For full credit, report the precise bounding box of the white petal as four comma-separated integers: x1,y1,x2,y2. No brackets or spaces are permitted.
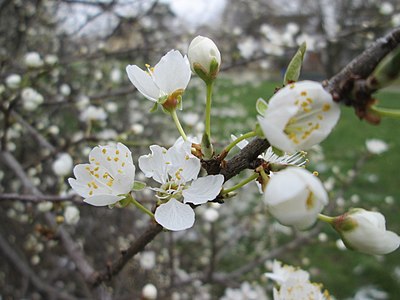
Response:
153,50,191,94
84,194,123,206
183,175,224,205
154,199,195,231
138,145,168,184
230,134,249,150
126,65,160,101
166,140,200,182
257,115,297,153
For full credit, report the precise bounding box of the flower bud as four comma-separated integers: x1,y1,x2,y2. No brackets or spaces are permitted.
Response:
264,167,328,230
24,52,44,68
188,36,221,82
332,208,400,255
52,153,73,177
142,283,157,299
5,74,21,89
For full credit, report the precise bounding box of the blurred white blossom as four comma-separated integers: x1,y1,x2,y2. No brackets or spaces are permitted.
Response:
64,206,80,225
52,153,73,177
5,74,21,89
366,139,388,154
24,52,44,68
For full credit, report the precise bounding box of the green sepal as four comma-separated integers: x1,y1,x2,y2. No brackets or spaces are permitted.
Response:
193,63,210,83
149,102,158,113
118,196,132,208
254,123,264,137
272,146,284,157
201,132,214,159
283,42,306,85
132,181,147,191
256,98,268,115
157,95,168,105
369,46,400,89
209,57,220,79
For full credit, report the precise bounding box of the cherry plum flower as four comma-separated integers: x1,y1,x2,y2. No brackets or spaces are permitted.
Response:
68,143,136,206
139,138,224,231
264,167,328,230
126,50,191,110
257,81,340,153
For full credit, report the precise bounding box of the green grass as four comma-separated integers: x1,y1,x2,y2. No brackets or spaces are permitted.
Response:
206,78,400,298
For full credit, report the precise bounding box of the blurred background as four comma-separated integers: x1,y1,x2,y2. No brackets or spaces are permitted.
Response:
0,0,400,299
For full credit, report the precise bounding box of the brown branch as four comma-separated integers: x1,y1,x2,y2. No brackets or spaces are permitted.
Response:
0,151,105,295
325,27,400,106
0,193,83,204
0,231,77,300
89,222,163,287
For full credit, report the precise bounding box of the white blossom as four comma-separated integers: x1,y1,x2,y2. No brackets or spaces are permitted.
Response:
110,67,122,83
21,87,44,111
44,54,58,65
333,208,400,255
202,207,219,223
257,81,340,153
24,52,44,68
5,74,21,89
52,153,73,177
60,84,71,96
140,251,156,270
365,139,388,154
265,260,330,300
264,167,328,230
126,50,191,105
142,283,157,299
380,2,394,15
188,35,221,74
80,105,107,122
139,138,224,231
64,206,80,225
68,143,136,206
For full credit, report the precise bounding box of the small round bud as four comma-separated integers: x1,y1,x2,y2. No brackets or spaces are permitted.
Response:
188,36,221,82
24,52,44,68
142,283,157,299
5,74,22,89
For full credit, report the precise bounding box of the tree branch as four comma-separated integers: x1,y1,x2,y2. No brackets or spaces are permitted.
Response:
0,231,77,300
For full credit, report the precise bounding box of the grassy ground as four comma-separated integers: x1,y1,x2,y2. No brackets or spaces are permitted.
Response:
207,78,400,299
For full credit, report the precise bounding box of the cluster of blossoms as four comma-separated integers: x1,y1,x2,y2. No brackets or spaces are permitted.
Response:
68,35,400,263
265,260,331,299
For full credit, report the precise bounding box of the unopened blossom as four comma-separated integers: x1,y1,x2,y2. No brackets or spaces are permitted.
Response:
5,74,21,89
139,138,224,231
142,283,157,299
60,83,71,96
21,87,44,111
24,52,43,68
264,167,328,230
52,153,73,177
68,143,136,206
188,36,221,80
64,206,80,225
380,2,394,15
126,50,191,110
202,207,219,223
257,81,340,153
365,139,388,154
332,208,400,255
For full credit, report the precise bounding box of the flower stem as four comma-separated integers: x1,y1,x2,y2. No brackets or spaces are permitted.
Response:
370,105,400,120
129,194,154,218
318,213,335,224
170,109,188,141
205,82,214,138
221,172,259,195
224,131,257,154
